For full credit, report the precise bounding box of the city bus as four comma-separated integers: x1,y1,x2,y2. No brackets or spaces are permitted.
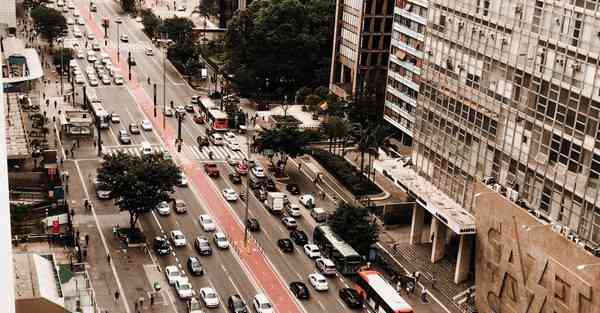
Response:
87,90,109,129
355,270,413,313
312,225,362,275
198,97,229,132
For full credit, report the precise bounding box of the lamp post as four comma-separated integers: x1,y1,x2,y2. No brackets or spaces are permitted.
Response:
58,37,64,95
162,34,167,129
243,122,254,246
115,19,122,63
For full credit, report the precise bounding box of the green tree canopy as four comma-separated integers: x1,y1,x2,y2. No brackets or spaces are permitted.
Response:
167,40,201,75
120,0,136,13
197,0,218,19
160,17,194,44
254,126,307,174
140,9,162,38
52,47,74,67
329,202,379,255
224,0,335,98
96,152,180,228
30,6,67,45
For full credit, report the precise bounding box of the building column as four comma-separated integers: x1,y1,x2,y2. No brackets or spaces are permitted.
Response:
454,234,473,283
430,218,447,263
409,205,424,245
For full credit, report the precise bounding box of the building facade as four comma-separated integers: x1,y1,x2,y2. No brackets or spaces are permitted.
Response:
412,0,600,250
329,0,394,98
0,0,16,29
383,0,428,145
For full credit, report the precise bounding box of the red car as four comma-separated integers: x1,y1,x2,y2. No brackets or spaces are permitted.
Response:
204,163,220,177
236,163,249,175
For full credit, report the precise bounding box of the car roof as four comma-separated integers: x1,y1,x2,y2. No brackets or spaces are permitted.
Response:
254,293,269,303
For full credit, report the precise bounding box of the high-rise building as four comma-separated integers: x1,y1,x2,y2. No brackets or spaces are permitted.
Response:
0,0,16,29
329,0,394,98
413,0,600,247
383,0,428,145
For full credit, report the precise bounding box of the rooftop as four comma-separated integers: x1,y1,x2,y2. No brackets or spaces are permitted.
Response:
5,93,29,159
14,253,63,305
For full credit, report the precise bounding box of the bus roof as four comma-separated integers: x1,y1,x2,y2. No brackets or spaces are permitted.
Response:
358,271,412,312
208,109,228,119
199,97,219,110
316,225,360,257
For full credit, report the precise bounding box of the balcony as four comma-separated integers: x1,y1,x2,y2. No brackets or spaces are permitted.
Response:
394,6,427,25
394,23,425,42
391,38,423,59
390,54,421,75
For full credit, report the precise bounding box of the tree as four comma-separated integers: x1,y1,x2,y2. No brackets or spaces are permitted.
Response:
254,126,307,175
304,94,321,112
141,9,161,38
356,124,389,179
167,40,200,75
30,6,67,45
160,17,194,44
224,0,335,98
120,0,136,13
197,0,218,19
329,202,379,255
52,47,74,66
296,87,312,105
322,117,350,157
96,152,180,229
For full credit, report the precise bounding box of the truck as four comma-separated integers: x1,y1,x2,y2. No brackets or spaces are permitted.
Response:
264,192,285,214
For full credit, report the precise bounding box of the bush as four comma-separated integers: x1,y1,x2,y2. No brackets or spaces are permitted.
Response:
305,94,321,112
311,149,381,197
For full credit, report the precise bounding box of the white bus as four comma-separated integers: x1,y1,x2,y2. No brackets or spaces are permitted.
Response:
87,89,109,129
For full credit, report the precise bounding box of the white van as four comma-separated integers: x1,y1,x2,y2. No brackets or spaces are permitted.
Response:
315,257,336,275
209,133,224,146
141,142,153,157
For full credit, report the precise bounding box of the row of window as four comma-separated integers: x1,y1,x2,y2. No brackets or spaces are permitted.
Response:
386,91,414,114
384,105,414,130
394,13,425,34
387,76,418,99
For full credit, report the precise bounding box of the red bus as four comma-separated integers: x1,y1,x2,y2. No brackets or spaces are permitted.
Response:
355,270,413,313
207,109,229,132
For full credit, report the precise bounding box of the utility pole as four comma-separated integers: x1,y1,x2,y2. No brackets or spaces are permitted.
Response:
128,51,132,81
243,121,252,246
176,114,183,152
82,86,86,109
162,35,167,130
116,19,122,63
59,37,64,95
96,118,102,157
153,83,157,117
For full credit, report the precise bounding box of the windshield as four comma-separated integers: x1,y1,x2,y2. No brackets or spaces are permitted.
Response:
260,303,272,309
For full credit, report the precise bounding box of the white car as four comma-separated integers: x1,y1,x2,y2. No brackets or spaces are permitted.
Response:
213,232,229,249
67,2,75,9
164,108,174,117
73,30,83,38
156,201,170,215
86,67,95,76
75,75,85,84
77,17,85,25
199,287,219,308
174,278,194,299
89,76,99,86
165,265,184,285
251,167,266,178
141,119,152,131
253,294,274,313
73,10,80,17
299,194,316,207
222,188,238,201
114,75,124,85
198,214,216,232
308,273,328,291
66,18,74,25
101,74,111,85
76,50,85,59
178,174,188,187
227,141,241,151
110,113,120,123
145,48,153,56
169,230,187,247
87,33,95,40
87,53,97,62
281,216,298,229
286,204,302,217
223,132,236,142
303,244,321,258
120,34,129,42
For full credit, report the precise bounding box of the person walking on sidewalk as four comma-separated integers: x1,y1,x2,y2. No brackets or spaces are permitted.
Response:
114,290,120,302
420,287,428,303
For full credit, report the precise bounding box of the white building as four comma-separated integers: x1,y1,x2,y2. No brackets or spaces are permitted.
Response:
0,0,16,29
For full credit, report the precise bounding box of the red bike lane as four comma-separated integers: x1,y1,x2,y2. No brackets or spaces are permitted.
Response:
79,5,302,312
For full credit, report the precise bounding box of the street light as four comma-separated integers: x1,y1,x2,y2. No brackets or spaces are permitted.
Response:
115,19,122,63
243,122,255,247
58,37,64,95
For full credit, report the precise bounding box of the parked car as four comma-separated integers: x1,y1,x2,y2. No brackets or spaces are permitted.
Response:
187,256,204,276
229,173,242,184
277,239,294,253
289,281,310,299
339,288,363,309
194,236,212,256
198,214,216,231
290,229,308,245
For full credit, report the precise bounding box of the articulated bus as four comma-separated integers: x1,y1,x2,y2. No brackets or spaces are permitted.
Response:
312,225,362,275
355,270,413,313
87,89,109,129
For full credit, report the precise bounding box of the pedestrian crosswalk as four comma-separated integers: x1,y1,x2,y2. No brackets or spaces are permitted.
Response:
188,145,248,161
103,144,247,161
103,145,167,158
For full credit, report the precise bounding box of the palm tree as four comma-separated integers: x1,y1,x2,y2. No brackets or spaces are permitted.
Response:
356,124,388,179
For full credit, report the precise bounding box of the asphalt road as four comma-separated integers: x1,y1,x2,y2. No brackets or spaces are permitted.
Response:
66,1,363,312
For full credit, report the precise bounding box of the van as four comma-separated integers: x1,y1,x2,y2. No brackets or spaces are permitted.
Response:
311,207,327,223
209,133,224,146
141,142,153,157
315,257,336,275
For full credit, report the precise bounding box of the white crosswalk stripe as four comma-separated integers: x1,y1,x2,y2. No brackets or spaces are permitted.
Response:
189,145,247,161
104,145,166,158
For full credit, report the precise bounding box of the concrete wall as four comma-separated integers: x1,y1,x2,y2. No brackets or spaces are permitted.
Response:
473,183,600,313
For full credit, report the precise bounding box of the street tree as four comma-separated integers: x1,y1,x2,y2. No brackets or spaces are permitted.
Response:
52,47,74,67
120,0,136,13
329,202,379,255
254,126,307,175
140,9,162,38
224,0,335,98
159,17,194,45
304,94,321,112
356,124,389,179
30,6,67,45
167,40,200,75
96,152,180,230
322,117,350,156
197,0,218,20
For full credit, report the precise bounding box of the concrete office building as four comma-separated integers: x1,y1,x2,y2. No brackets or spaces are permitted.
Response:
412,0,600,252
0,0,16,29
329,0,394,98
383,0,428,145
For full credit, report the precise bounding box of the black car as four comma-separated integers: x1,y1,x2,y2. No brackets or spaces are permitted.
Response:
339,288,363,309
184,103,195,113
290,229,308,246
246,218,260,232
290,281,310,299
194,237,213,256
187,256,204,276
153,236,171,256
197,135,209,147
229,173,242,184
286,183,301,195
265,177,277,191
253,188,267,201
277,238,294,253
227,294,248,313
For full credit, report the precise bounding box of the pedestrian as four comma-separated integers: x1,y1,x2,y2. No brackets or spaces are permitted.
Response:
82,249,87,260
298,162,302,171
60,157,63,165
65,183,69,193
415,271,421,284
52,116,55,122
54,101,57,109
76,138,80,147
150,293,155,307
114,290,120,302
43,93,47,101
107,253,111,264
420,287,428,303
135,301,138,312
139,297,144,309
113,225,117,237
396,281,402,292
85,233,90,245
